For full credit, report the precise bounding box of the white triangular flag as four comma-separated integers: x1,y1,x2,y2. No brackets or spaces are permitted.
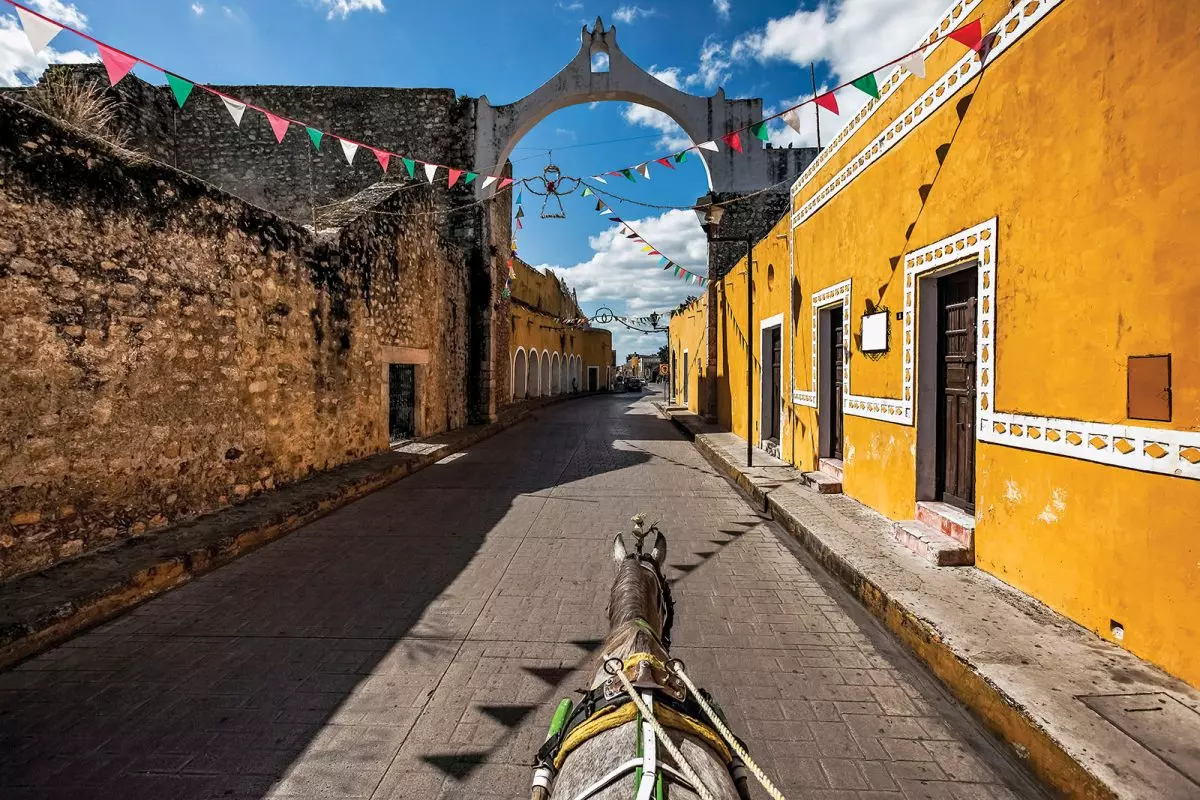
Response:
15,7,62,54
697,141,720,152
592,175,608,184
221,96,247,126
340,139,358,164
481,175,497,189
900,50,926,79
782,108,803,135
424,163,438,183
636,163,650,180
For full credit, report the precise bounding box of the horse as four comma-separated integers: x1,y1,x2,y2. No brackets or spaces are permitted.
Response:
530,517,753,800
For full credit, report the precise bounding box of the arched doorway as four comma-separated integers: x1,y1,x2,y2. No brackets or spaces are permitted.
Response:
513,348,528,400
541,350,551,397
528,350,541,397
551,353,562,395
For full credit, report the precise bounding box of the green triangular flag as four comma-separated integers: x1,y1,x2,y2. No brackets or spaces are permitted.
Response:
166,74,193,108
621,168,636,182
750,121,769,142
464,172,478,184
306,127,323,151
516,206,525,218
674,151,688,163
582,186,593,197
851,72,880,99
402,157,416,178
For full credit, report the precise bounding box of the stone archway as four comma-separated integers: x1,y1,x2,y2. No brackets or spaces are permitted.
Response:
476,18,810,197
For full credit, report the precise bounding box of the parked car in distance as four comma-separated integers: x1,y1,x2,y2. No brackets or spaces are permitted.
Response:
626,378,643,391
613,377,626,391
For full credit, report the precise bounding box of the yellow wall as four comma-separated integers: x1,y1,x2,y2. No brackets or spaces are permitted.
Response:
511,258,582,320
509,303,611,400
672,0,1200,686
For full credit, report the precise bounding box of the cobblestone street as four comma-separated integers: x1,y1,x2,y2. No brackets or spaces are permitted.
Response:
0,394,1044,799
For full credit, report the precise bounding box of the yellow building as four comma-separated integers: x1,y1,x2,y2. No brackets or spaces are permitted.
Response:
671,0,1200,687
509,257,613,399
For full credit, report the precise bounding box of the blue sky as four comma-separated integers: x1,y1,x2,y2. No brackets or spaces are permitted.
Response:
0,0,951,358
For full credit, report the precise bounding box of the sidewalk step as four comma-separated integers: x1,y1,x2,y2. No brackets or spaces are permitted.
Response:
915,501,975,548
892,520,974,566
801,471,843,494
818,458,844,482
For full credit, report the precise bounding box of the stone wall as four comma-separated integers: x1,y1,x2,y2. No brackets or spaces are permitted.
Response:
0,95,472,581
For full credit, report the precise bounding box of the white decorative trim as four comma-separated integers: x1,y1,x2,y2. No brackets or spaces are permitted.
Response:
791,0,1066,230
795,280,850,408
758,314,784,449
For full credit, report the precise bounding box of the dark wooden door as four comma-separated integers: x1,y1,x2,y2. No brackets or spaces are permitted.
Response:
682,353,690,404
830,308,844,460
587,368,599,392
767,327,782,441
388,364,415,442
937,269,978,513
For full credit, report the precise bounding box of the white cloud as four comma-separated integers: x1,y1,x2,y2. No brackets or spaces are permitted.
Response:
622,67,693,150
612,5,656,25
690,36,731,90
0,10,97,88
731,0,946,80
556,0,584,10
763,89,868,149
191,3,205,15
713,0,730,20
26,0,88,29
317,0,385,20
541,210,708,362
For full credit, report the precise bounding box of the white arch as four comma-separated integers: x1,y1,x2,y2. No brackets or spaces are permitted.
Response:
512,347,528,400
528,349,541,397
567,355,577,392
541,349,551,397
551,352,562,395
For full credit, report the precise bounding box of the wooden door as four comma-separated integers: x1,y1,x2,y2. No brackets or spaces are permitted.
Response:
388,364,415,442
767,327,782,441
937,269,978,513
830,308,844,460
682,353,690,404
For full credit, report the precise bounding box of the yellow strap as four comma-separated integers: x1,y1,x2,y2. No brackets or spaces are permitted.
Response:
553,701,733,770
623,651,667,673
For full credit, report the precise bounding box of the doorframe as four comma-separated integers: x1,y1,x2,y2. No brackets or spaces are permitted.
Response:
758,314,784,448
587,365,599,392
816,304,845,459
915,258,979,503
682,349,689,405
380,346,428,439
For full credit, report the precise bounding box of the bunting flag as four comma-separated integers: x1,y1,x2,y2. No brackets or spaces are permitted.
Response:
899,50,926,79
447,168,463,187
97,44,138,86
166,74,193,108
222,96,247,126
516,218,523,230
340,139,358,164
600,207,612,216
424,163,438,183
621,169,636,182
465,172,478,184
851,73,880,99
306,127,323,150
15,6,62,54
595,198,605,212
264,112,289,143
481,175,498,190
674,151,688,163
636,163,650,180
815,92,839,115
499,178,514,189
402,157,416,178
655,157,675,170
592,175,608,184
722,132,743,153
372,148,390,172
949,19,984,52
782,108,803,135
750,121,769,142
581,186,594,197
515,191,523,204
515,206,525,218
697,141,719,152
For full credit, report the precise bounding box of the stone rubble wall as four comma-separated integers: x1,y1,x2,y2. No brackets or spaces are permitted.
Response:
0,95,470,581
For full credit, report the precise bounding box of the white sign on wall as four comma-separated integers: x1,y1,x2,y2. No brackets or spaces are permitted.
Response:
861,311,889,353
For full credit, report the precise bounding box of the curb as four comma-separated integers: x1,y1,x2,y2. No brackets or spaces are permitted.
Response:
656,404,1117,800
0,393,585,672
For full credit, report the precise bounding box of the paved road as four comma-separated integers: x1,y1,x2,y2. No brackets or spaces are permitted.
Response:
0,394,1044,799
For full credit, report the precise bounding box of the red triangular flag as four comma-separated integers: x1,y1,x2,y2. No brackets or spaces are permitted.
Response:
516,217,523,230
499,178,514,189
264,112,289,143
372,148,390,172
447,168,463,187
97,44,138,87
722,132,743,153
656,157,676,170
815,92,839,115
948,19,983,52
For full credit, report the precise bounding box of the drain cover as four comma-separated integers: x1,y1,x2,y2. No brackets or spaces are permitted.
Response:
1080,692,1200,787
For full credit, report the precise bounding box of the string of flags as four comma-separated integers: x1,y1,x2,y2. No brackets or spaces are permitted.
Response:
4,0,515,191
585,186,707,287
582,17,987,186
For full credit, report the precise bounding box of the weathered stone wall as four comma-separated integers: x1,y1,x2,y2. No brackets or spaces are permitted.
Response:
0,96,471,580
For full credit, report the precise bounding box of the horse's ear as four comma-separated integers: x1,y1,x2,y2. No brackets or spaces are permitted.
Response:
612,533,628,562
648,532,667,567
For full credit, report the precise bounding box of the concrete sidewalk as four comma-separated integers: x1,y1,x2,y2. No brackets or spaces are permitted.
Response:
0,394,579,672
656,403,1200,800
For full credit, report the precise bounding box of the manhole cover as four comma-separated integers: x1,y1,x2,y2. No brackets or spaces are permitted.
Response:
1079,692,1200,787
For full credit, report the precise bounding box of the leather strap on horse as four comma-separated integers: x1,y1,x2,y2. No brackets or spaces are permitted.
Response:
552,699,732,771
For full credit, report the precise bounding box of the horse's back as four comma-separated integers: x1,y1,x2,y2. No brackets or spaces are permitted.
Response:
551,722,740,800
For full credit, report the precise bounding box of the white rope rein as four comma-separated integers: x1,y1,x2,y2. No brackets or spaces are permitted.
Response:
671,663,790,800
607,659,720,800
